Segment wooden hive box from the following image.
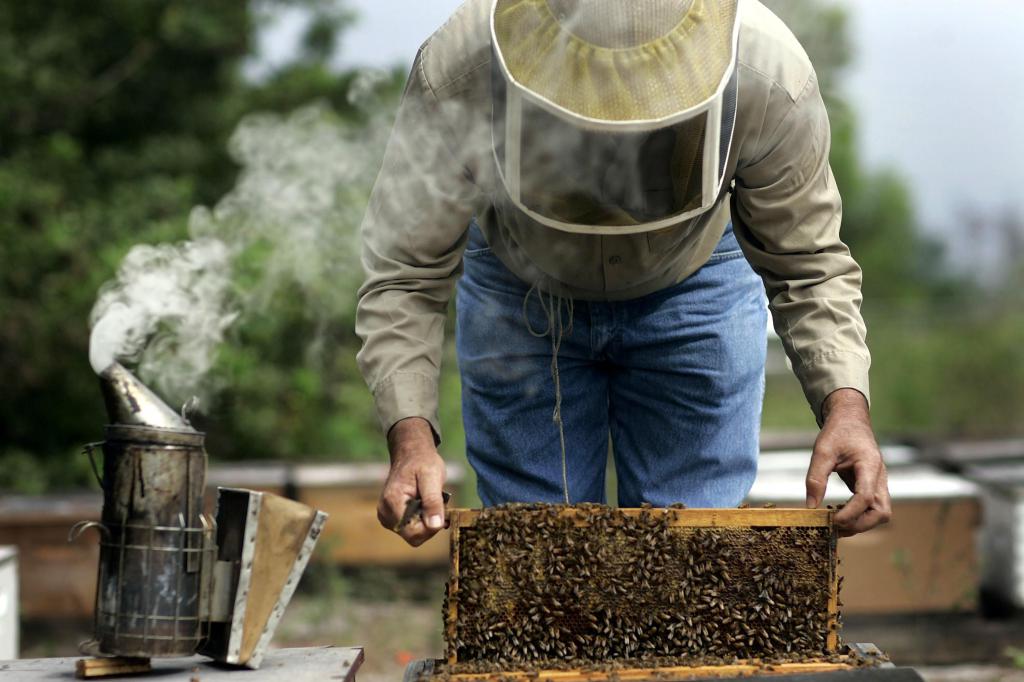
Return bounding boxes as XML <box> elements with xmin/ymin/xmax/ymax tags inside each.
<box><xmin>0</xmin><ymin>493</ymin><xmax>102</xmax><ymax>619</ymax></box>
<box><xmin>435</xmin><ymin>506</ymin><xmax>849</xmax><ymax>681</ymax></box>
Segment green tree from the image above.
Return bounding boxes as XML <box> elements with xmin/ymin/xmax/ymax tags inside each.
<box><xmin>763</xmin><ymin>0</ymin><xmax>1023</xmax><ymax>437</ymax></box>
<box><xmin>765</xmin><ymin>0</ymin><xmax>957</xmax><ymax>305</ymax></box>
<box><xmin>0</xmin><ymin>1</ymin><xmax>402</xmax><ymax>491</ymax></box>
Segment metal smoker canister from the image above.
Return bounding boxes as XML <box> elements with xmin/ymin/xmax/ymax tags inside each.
<box><xmin>75</xmin><ymin>363</ymin><xmax>215</xmax><ymax>658</ymax></box>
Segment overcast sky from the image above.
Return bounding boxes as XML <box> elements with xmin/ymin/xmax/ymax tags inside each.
<box><xmin>259</xmin><ymin>1</ymin><xmax>1024</xmax><ymax>250</ymax></box>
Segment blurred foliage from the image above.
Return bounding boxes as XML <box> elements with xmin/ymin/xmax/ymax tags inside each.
<box><xmin>766</xmin><ymin>0</ymin><xmax>962</xmax><ymax>305</ymax></box>
<box><xmin>0</xmin><ymin>1</ymin><xmax>1020</xmax><ymax>493</ymax></box>
<box><xmin>0</xmin><ymin>0</ymin><xmax>404</xmax><ymax>491</ymax></box>
<box><xmin>763</xmin><ymin>0</ymin><xmax>1023</xmax><ymax>438</ymax></box>
<box><xmin>1007</xmin><ymin>646</ymin><xmax>1024</xmax><ymax>670</ymax></box>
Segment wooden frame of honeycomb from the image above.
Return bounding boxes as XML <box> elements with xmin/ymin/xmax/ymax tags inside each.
<box><xmin>440</xmin><ymin>506</ymin><xmax>847</xmax><ymax>680</ymax></box>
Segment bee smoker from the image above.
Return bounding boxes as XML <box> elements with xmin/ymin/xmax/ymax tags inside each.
<box><xmin>73</xmin><ymin>362</ymin><xmax>327</xmax><ymax>668</ymax></box>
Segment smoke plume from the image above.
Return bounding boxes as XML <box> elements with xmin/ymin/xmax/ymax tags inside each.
<box><xmin>89</xmin><ymin>79</ymin><xmax>393</xmax><ymax>407</ymax></box>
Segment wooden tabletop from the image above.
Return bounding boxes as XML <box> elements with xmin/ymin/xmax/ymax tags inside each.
<box><xmin>0</xmin><ymin>646</ymin><xmax>363</xmax><ymax>681</ymax></box>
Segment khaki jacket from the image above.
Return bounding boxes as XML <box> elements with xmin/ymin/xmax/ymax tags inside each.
<box><xmin>356</xmin><ymin>0</ymin><xmax>870</xmax><ymax>440</ymax></box>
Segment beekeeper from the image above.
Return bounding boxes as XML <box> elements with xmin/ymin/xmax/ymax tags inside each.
<box><xmin>356</xmin><ymin>0</ymin><xmax>891</xmax><ymax>546</ymax></box>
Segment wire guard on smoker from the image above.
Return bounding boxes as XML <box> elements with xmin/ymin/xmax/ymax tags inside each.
<box><xmin>89</xmin><ymin>517</ymin><xmax>215</xmax><ymax>657</ymax></box>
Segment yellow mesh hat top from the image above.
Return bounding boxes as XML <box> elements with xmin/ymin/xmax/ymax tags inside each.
<box><xmin>493</xmin><ymin>0</ymin><xmax>739</xmax><ymax>123</ymax></box>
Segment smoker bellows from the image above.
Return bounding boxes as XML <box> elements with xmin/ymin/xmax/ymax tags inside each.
<box><xmin>71</xmin><ymin>362</ymin><xmax>327</xmax><ymax>669</ymax></box>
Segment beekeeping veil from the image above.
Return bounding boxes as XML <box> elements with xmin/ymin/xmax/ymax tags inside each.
<box><xmin>491</xmin><ymin>0</ymin><xmax>740</xmax><ymax>234</ymax></box>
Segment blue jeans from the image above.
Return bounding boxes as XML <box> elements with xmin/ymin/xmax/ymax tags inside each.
<box><xmin>455</xmin><ymin>222</ymin><xmax>767</xmax><ymax>508</ymax></box>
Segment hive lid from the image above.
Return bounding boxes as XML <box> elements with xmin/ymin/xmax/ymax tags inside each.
<box><xmin>964</xmin><ymin>463</ymin><xmax>1024</xmax><ymax>491</ymax></box>
<box><xmin>748</xmin><ymin>464</ymin><xmax>978</xmax><ymax>503</ymax></box>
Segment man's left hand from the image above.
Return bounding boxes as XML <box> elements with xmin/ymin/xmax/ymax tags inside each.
<box><xmin>805</xmin><ymin>388</ymin><xmax>892</xmax><ymax>537</ymax></box>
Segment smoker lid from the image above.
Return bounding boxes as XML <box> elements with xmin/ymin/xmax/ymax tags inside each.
<box><xmin>99</xmin><ymin>362</ymin><xmax>196</xmax><ymax>431</ymax></box>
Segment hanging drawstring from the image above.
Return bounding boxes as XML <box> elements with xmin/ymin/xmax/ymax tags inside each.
<box><xmin>522</xmin><ymin>282</ymin><xmax>574</xmax><ymax>505</ymax></box>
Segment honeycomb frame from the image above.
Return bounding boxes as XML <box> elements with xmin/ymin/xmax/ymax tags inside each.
<box><xmin>445</xmin><ymin>506</ymin><xmax>839</xmax><ymax>667</ymax></box>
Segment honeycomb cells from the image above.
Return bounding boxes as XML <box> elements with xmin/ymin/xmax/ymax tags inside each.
<box><xmin>447</xmin><ymin>504</ymin><xmax>836</xmax><ymax>667</ymax></box>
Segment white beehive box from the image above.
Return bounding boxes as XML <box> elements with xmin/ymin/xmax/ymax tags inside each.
<box><xmin>963</xmin><ymin>464</ymin><xmax>1024</xmax><ymax>609</ymax></box>
<box><xmin>0</xmin><ymin>546</ymin><xmax>18</xmax><ymax>659</ymax></box>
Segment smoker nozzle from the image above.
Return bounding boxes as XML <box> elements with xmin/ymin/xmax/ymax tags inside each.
<box><xmin>99</xmin><ymin>362</ymin><xmax>194</xmax><ymax>431</ymax></box>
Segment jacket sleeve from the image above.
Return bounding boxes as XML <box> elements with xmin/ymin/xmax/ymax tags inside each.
<box><xmin>355</xmin><ymin>50</ymin><xmax>481</xmax><ymax>443</ymax></box>
<box><xmin>731</xmin><ymin>70</ymin><xmax>870</xmax><ymax>425</ymax></box>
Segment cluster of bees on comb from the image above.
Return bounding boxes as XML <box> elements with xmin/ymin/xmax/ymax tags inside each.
<box><xmin>444</xmin><ymin>503</ymin><xmax>838</xmax><ymax>672</ymax></box>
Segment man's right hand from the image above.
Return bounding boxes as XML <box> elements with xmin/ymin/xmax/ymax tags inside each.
<box><xmin>378</xmin><ymin>417</ymin><xmax>448</xmax><ymax>547</ymax></box>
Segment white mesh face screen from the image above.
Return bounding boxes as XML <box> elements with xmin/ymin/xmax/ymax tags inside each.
<box><xmin>490</xmin><ymin>0</ymin><xmax>741</xmax><ymax>234</ymax></box>
<box><xmin>512</xmin><ymin>104</ymin><xmax>709</xmax><ymax>225</ymax></box>
<box><xmin>545</xmin><ymin>0</ymin><xmax>696</xmax><ymax>48</ymax></box>
<box><xmin>493</xmin><ymin>0</ymin><xmax>738</xmax><ymax>122</ymax></box>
